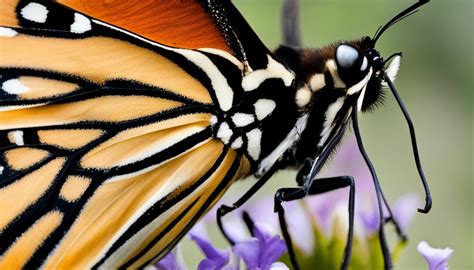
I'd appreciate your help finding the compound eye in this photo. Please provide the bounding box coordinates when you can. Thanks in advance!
[336,44,359,68]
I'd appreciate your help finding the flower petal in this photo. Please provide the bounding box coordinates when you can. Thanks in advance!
[251,223,287,269]
[156,251,183,270]
[234,238,260,269]
[261,237,287,268]
[252,222,274,242]
[417,241,453,270]
[270,262,290,270]
[190,233,230,269]
[198,259,217,270]
[189,221,210,241]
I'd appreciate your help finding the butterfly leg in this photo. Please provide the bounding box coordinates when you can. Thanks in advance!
[216,164,280,245]
[274,176,355,270]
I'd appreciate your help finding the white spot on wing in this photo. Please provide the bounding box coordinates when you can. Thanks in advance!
[216,122,232,144]
[210,115,218,125]
[2,79,29,95]
[232,113,254,127]
[295,86,312,108]
[242,55,294,91]
[0,27,18,37]
[21,3,48,23]
[0,166,4,175]
[254,99,276,120]
[8,130,25,146]
[231,136,243,149]
[246,128,262,160]
[70,13,91,34]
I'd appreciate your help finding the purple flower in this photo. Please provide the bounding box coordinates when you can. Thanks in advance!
[242,197,314,256]
[233,223,288,270]
[189,232,231,270]
[155,248,186,270]
[417,241,453,270]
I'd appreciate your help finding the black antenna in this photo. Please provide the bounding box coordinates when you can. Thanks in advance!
[382,72,432,213]
[372,0,430,44]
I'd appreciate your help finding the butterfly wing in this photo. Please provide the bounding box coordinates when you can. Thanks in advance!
[0,0,256,268]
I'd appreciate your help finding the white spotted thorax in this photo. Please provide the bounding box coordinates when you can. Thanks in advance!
[213,53,295,167]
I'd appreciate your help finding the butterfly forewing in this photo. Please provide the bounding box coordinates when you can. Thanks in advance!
[0,0,259,268]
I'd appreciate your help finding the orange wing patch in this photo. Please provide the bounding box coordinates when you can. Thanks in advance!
[0,157,66,230]
[3,147,50,171]
[1,34,213,105]
[80,122,209,170]
[38,129,104,150]
[57,0,232,53]
[0,0,19,27]
[59,176,91,202]
[0,95,183,129]
[11,76,79,100]
[0,211,63,269]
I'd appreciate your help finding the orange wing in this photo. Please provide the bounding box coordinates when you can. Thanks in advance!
[0,0,257,268]
[56,0,233,53]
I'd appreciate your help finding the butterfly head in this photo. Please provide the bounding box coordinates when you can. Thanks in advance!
[276,37,400,117]
[331,37,400,112]
[333,37,402,112]
[276,39,397,163]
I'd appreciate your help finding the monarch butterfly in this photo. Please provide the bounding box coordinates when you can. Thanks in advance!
[0,0,432,269]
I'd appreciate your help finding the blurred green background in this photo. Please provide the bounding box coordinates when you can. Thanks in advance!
[230,0,472,269]
[179,0,472,269]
